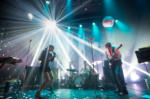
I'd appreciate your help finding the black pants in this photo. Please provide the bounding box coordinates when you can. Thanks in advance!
[110,60,127,92]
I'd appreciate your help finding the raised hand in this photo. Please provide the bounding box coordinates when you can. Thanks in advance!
[48,58,51,60]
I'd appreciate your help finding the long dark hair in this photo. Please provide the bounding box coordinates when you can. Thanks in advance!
[105,42,112,48]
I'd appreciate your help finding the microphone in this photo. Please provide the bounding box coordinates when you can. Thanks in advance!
[89,38,95,40]
[52,51,57,57]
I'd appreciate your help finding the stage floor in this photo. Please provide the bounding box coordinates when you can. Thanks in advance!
[4,83,149,99]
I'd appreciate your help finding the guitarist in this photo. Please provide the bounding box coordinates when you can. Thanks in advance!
[105,42,128,96]
[35,45,56,98]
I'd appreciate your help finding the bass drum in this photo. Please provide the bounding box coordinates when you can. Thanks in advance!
[73,73,80,80]
[74,76,84,87]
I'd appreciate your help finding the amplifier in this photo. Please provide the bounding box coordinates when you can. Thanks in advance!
[0,83,6,98]
[5,79,21,94]
[103,60,114,86]
[0,79,21,98]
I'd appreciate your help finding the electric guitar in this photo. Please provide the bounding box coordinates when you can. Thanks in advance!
[109,44,122,64]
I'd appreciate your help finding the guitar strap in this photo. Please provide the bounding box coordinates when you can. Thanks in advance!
[112,47,115,54]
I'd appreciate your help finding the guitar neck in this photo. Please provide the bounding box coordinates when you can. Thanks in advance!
[112,47,121,58]
[113,48,119,55]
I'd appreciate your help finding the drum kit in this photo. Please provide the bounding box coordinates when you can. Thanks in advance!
[65,61,100,89]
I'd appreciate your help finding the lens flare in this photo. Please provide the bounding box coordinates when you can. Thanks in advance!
[45,21,56,29]
[28,13,33,20]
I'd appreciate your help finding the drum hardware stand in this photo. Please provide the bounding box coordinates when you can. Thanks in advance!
[89,38,101,99]
[98,53,106,90]
[66,62,76,88]
[20,40,32,99]
[96,62,100,86]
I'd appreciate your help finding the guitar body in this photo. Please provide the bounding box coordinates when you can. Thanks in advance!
[109,57,115,64]
[108,44,122,65]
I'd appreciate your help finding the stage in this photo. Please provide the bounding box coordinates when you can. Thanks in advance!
[4,83,149,99]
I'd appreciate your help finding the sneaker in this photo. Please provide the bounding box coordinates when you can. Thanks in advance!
[49,87,54,93]
[35,91,43,99]
[114,89,120,93]
[118,91,128,96]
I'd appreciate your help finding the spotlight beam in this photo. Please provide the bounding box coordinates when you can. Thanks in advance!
[56,0,91,23]
[64,31,104,53]
[41,30,51,50]
[55,28,74,69]
[31,28,48,66]
[64,31,150,76]
[122,60,149,76]
[59,28,98,73]
[55,58,68,73]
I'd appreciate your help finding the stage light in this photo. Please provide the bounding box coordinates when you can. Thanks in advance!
[80,25,82,27]
[99,74,102,80]
[145,62,149,64]
[131,72,139,81]
[115,20,130,32]
[28,13,33,20]
[68,27,70,29]
[46,1,50,4]
[62,76,65,79]
[93,23,95,25]
[46,21,56,29]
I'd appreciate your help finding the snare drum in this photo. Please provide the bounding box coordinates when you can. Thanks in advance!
[74,76,84,87]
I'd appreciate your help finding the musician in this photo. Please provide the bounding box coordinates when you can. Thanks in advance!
[105,42,128,96]
[35,45,56,98]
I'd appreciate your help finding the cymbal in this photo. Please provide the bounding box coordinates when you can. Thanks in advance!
[80,69,88,74]
[66,69,78,72]
[92,61,102,65]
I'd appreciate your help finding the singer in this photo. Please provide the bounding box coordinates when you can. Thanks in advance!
[35,45,56,98]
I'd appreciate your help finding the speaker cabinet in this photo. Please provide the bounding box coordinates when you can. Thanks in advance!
[24,66,42,89]
[103,60,114,87]
[103,60,126,89]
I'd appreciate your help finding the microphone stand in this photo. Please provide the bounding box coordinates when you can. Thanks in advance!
[89,38,99,99]
[20,40,32,99]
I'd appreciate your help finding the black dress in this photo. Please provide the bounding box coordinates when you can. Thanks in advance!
[39,50,53,72]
